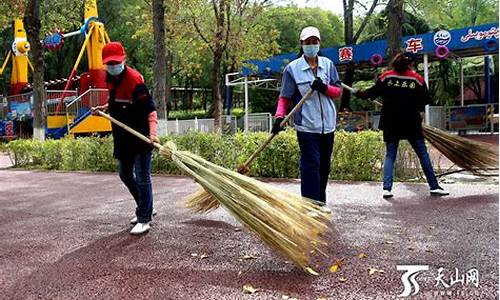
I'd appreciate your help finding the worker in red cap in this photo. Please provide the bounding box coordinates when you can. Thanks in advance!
[92,41,159,235]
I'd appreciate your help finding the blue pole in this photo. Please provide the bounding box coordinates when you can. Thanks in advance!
[484,56,492,103]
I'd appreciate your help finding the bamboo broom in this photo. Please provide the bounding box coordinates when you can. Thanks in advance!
[340,83,498,174]
[96,110,331,274]
[187,89,316,213]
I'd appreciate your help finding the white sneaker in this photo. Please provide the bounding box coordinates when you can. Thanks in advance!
[130,222,151,235]
[130,208,157,225]
[383,190,393,198]
[430,188,449,196]
[319,206,332,214]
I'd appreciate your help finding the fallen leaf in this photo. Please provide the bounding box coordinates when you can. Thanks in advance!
[466,218,475,221]
[240,254,258,260]
[408,247,415,251]
[368,268,385,275]
[234,228,242,232]
[281,296,290,300]
[329,258,344,273]
[238,271,242,276]
[305,267,319,276]
[190,253,198,257]
[329,264,340,273]
[357,253,368,259]
[200,253,209,259]
[243,284,259,294]
[426,249,433,253]
[339,277,348,283]
[385,241,394,244]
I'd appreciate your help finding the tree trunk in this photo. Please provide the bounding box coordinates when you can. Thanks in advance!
[165,49,172,118]
[24,0,45,141]
[386,0,404,60]
[210,0,226,131]
[211,53,223,130]
[340,0,378,111]
[152,0,167,119]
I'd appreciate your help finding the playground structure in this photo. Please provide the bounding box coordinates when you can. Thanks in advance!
[0,0,111,139]
[0,11,498,138]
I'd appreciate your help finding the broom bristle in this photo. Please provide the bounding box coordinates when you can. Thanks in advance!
[159,142,331,273]
[422,124,498,173]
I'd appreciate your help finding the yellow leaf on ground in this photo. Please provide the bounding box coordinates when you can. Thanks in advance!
[200,253,209,259]
[190,253,198,257]
[357,253,368,259]
[339,277,348,282]
[330,257,344,273]
[243,284,259,294]
[329,264,340,273]
[241,255,258,260]
[368,268,386,275]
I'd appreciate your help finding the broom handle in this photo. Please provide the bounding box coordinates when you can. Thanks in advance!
[241,89,315,169]
[96,110,163,149]
[341,82,383,106]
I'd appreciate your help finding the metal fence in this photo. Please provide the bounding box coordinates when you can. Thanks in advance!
[428,104,499,133]
[65,89,109,120]
[158,113,272,135]
[45,90,78,116]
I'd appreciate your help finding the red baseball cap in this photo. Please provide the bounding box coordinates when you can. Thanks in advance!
[102,42,126,64]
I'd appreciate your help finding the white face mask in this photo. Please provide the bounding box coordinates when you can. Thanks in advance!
[106,63,125,76]
[303,44,320,58]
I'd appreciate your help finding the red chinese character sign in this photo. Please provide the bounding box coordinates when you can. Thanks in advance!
[405,38,424,53]
[339,47,353,62]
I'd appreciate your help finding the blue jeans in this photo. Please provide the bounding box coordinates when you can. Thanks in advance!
[383,139,440,191]
[296,131,335,203]
[118,151,153,223]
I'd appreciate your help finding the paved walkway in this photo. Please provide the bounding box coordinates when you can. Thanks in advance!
[0,170,498,299]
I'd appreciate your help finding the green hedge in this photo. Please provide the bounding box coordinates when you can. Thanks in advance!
[3,130,429,181]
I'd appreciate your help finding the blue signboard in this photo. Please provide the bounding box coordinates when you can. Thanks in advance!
[243,23,499,76]
[449,106,488,130]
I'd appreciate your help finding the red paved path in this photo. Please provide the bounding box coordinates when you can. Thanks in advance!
[0,170,498,299]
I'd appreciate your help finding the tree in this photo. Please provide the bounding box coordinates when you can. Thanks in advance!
[152,0,167,119]
[385,0,404,59]
[408,0,498,28]
[340,0,380,111]
[187,0,277,130]
[24,0,45,141]
[259,6,343,53]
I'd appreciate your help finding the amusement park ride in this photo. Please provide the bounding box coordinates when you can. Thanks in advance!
[0,0,112,139]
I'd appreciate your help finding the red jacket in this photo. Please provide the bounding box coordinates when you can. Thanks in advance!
[107,66,156,159]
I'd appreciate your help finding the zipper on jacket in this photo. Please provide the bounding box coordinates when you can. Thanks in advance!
[318,92,324,134]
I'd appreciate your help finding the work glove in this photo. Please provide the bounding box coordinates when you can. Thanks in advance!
[271,117,285,134]
[311,77,328,94]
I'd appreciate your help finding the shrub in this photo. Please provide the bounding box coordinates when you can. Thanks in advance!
[4,130,427,182]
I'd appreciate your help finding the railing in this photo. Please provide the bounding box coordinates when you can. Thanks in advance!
[65,89,108,119]
[46,90,78,116]
[160,113,272,135]
[428,104,499,133]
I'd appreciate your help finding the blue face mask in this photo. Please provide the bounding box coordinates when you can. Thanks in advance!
[303,44,320,58]
[106,63,125,76]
